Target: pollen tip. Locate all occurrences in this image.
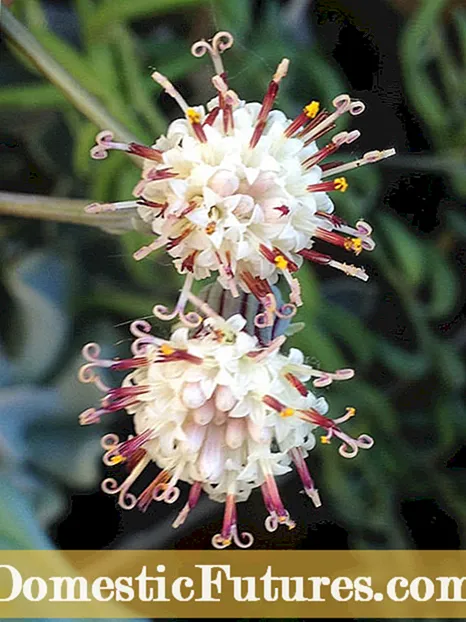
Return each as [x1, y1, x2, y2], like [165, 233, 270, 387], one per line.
[309, 489, 322, 508]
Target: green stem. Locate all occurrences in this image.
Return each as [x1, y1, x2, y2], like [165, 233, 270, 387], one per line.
[0, 7, 138, 145]
[0, 191, 133, 233]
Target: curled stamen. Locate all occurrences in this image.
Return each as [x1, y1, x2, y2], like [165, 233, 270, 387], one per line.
[152, 274, 202, 328]
[78, 364, 110, 392]
[137, 470, 170, 512]
[304, 94, 364, 143]
[129, 319, 153, 340]
[101, 455, 150, 510]
[191, 31, 234, 76]
[311, 367, 355, 388]
[316, 214, 375, 252]
[338, 433, 374, 458]
[90, 131, 163, 162]
[264, 512, 279, 532]
[254, 293, 278, 328]
[276, 302, 297, 320]
[153, 484, 181, 504]
[211, 493, 254, 550]
[101, 433, 120, 452]
[231, 527, 254, 549]
[103, 429, 153, 466]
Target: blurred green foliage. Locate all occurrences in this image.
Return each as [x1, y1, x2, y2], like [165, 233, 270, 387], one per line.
[0, 0, 464, 557]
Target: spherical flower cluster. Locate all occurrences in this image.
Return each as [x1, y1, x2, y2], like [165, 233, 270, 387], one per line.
[80, 31, 391, 548]
[79, 294, 373, 548]
[87, 31, 394, 327]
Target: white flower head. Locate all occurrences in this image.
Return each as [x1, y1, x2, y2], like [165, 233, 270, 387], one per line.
[79, 294, 373, 549]
[87, 32, 395, 329]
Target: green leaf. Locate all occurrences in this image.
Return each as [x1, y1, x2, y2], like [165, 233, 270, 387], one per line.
[114, 25, 167, 136]
[320, 304, 375, 365]
[0, 84, 67, 109]
[434, 339, 466, 389]
[425, 245, 459, 319]
[400, 0, 450, 143]
[0, 479, 51, 549]
[298, 265, 321, 317]
[88, 0, 210, 39]
[289, 320, 345, 369]
[379, 341, 429, 379]
[377, 213, 425, 287]
[447, 211, 466, 240]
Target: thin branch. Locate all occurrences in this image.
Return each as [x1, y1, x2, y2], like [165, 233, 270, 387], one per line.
[0, 192, 133, 234]
[0, 7, 139, 146]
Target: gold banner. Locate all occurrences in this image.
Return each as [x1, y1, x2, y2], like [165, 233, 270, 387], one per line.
[0, 550, 465, 618]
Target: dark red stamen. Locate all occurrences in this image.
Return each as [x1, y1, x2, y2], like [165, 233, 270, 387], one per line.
[304, 123, 336, 145]
[128, 143, 163, 162]
[249, 60, 288, 148]
[274, 205, 290, 217]
[126, 448, 147, 473]
[181, 251, 198, 273]
[203, 106, 221, 127]
[111, 357, 148, 371]
[240, 271, 272, 301]
[299, 408, 339, 431]
[316, 212, 347, 227]
[137, 470, 170, 512]
[166, 226, 194, 251]
[320, 161, 345, 172]
[298, 109, 329, 137]
[298, 248, 332, 265]
[147, 167, 178, 181]
[284, 372, 309, 397]
[302, 142, 340, 169]
[262, 394, 286, 413]
[259, 245, 299, 272]
[138, 198, 169, 217]
[314, 228, 362, 254]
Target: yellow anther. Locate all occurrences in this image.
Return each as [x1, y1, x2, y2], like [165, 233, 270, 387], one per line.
[304, 101, 320, 119]
[280, 407, 295, 418]
[160, 343, 175, 356]
[186, 108, 201, 124]
[109, 455, 125, 465]
[334, 177, 348, 192]
[320, 435, 331, 445]
[205, 221, 217, 235]
[274, 255, 289, 270]
[344, 237, 363, 255]
[346, 407, 356, 417]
